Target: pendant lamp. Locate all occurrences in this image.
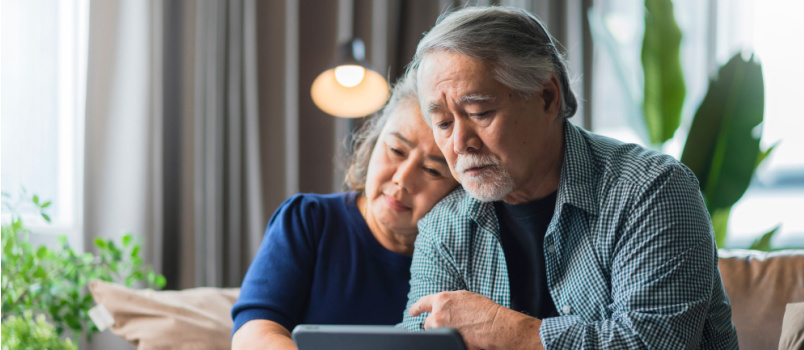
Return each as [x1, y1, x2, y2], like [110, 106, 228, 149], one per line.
[311, 38, 390, 118]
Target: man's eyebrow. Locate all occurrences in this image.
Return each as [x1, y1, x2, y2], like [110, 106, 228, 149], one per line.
[456, 93, 496, 105]
[427, 102, 443, 114]
[427, 93, 494, 114]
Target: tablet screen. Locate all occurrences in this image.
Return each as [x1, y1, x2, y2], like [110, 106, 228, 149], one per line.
[292, 325, 467, 350]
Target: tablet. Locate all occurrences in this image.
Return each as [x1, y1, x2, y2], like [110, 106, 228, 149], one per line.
[292, 325, 467, 350]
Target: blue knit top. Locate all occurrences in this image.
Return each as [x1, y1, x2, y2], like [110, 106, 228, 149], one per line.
[231, 192, 413, 335]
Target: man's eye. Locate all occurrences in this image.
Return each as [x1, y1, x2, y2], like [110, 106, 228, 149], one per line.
[470, 111, 492, 118]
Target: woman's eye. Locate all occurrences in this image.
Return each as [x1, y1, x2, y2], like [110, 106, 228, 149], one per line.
[424, 168, 442, 177]
[389, 147, 404, 156]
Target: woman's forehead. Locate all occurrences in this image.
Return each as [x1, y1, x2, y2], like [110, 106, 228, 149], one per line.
[382, 99, 426, 134]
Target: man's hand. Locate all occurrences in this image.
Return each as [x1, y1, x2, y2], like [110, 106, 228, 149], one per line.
[409, 290, 543, 350]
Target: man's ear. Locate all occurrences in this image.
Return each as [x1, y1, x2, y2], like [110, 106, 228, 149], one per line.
[540, 74, 562, 115]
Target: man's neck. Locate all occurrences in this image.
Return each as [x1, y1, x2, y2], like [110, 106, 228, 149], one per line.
[502, 121, 565, 205]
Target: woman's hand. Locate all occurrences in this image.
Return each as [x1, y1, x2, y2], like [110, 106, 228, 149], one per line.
[231, 319, 297, 350]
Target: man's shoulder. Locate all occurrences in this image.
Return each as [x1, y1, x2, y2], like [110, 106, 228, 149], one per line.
[578, 127, 696, 188]
[417, 187, 486, 238]
[420, 187, 470, 222]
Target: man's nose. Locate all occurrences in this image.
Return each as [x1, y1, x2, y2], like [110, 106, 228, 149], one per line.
[453, 119, 481, 154]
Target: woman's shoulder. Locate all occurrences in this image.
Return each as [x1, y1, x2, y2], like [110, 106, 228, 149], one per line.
[278, 192, 353, 213]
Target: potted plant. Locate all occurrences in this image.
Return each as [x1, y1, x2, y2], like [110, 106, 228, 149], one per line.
[1, 189, 166, 347]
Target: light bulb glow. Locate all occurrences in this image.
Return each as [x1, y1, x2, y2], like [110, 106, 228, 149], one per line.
[334, 65, 366, 87]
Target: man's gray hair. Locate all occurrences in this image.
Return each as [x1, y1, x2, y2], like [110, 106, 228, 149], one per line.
[344, 71, 419, 192]
[410, 6, 578, 120]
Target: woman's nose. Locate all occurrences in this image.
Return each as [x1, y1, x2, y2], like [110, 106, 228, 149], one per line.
[392, 158, 418, 192]
[453, 119, 481, 154]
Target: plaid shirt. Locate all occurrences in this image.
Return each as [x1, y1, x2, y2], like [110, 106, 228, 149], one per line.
[400, 121, 738, 349]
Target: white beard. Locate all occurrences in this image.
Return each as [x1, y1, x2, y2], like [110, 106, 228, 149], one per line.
[455, 154, 514, 202]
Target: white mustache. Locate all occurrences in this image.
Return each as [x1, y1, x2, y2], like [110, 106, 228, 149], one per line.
[455, 154, 502, 174]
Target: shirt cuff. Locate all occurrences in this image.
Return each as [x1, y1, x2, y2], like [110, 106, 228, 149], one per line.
[540, 314, 582, 348]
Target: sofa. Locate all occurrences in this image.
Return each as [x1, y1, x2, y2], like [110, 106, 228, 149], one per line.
[90, 249, 804, 349]
[718, 249, 804, 349]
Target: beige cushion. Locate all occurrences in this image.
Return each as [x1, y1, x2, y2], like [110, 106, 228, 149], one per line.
[88, 280, 240, 350]
[718, 249, 804, 349]
[780, 302, 804, 350]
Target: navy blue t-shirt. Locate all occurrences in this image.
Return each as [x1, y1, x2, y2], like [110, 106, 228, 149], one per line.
[231, 192, 413, 334]
[494, 191, 559, 319]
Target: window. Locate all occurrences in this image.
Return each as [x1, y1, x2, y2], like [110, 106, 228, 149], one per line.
[590, 0, 804, 248]
[1, 0, 88, 249]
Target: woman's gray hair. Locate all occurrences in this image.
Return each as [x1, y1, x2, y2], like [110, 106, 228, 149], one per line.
[411, 6, 578, 120]
[344, 71, 419, 192]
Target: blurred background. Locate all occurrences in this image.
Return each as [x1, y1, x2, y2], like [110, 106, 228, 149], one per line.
[2, 0, 802, 300]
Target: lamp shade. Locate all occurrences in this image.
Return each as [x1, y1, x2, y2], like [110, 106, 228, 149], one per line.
[311, 39, 390, 118]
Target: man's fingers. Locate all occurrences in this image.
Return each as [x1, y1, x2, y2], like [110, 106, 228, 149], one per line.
[409, 293, 435, 316]
[423, 313, 436, 330]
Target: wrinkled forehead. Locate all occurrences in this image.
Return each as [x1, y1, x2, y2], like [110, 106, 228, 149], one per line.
[415, 51, 499, 122]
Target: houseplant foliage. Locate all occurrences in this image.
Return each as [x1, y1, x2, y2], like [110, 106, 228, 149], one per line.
[642, 0, 685, 146]
[680, 53, 778, 248]
[639, 0, 776, 249]
[2, 311, 77, 350]
[1, 190, 167, 346]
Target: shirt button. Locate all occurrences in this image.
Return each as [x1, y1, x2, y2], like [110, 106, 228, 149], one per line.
[562, 305, 572, 314]
[546, 244, 555, 254]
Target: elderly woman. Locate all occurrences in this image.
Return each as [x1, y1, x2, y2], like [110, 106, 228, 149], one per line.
[231, 73, 459, 349]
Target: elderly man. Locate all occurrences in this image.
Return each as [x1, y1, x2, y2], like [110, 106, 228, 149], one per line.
[399, 6, 738, 350]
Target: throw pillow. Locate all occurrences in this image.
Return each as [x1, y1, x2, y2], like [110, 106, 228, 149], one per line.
[88, 280, 240, 350]
[779, 302, 804, 350]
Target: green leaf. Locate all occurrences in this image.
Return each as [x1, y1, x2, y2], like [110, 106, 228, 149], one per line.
[131, 245, 141, 258]
[155, 275, 167, 288]
[680, 53, 764, 213]
[122, 233, 133, 247]
[755, 142, 778, 169]
[642, 0, 685, 145]
[108, 241, 119, 254]
[710, 207, 730, 249]
[41, 213, 51, 223]
[40, 201, 52, 208]
[748, 225, 781, 251]
[33, 266, 47, 279]
[36, 246, 49, 259]
[3, 237, 14, 255]
[33, 195, 39, 204]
